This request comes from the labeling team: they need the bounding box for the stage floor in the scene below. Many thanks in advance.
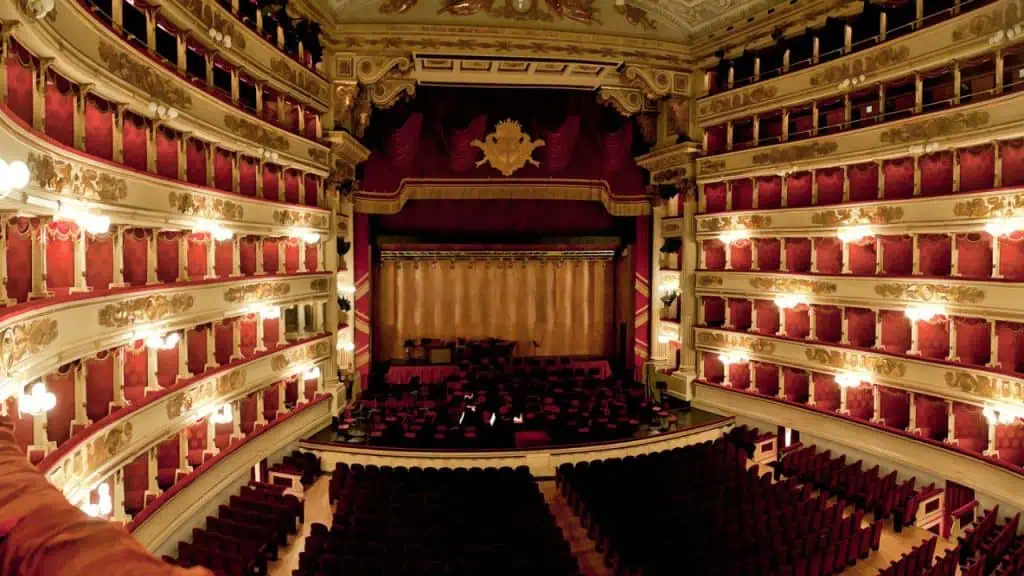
[306,403,727,451]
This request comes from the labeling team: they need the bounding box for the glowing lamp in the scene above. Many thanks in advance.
[773,294,808,309]
[717,350,749,366]
[294,229,319,244]
[984,218,1024,238]
[835,371,871,389]
[0,159,31,199]
[210,404,233,424]
[303,366,321,380]
[837,225,874,243]
[719,228,750,245]
[59,206,111,235]
[81,483,113,517]
[337,340,355,352]
[19,382,57,415]
[904,304,946,322]
[195,219,232,241]
[142,331,180,351]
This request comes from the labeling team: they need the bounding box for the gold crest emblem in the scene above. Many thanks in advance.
[471,120,545,176]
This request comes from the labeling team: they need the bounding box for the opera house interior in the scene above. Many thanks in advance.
[4,0,1024,574]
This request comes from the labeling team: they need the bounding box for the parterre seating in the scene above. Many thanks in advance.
[876,536,936,576]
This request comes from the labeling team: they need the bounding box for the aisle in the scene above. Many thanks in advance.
[268,476,331,576]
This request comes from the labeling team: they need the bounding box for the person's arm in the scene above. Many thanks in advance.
[0,415,211,575]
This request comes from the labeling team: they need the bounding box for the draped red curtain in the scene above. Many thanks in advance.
[304,111,318,140]
[304,242,318,272]
[540,114,580,172]
[729,240,751,270]
[703,297,725,326]
[262,165,279,201]
[284,170,300,204]
[285,377,298,405]
[953,403,987,453]
[187,233,209,279]
[998,232,1024,279]
[122,112,149,173]
[187,327,208,376]
[784,306,810,339]
[919,234,952,276]
[304,174,318,206]
[956,233,993,279]
[44,71,75,147]
[755,238,781,270]
[727,363,750,389]
[756,176,782,209]
[85,232,114,290]
[283,238,300,273]
[915,393,949,441]
[705,125,726,154]
[848,162,879,201]
[752,363,778,396]
[156,347,179,388]
[240,393,258,434]
[782,368,809,403]
[263,238,280,274]
[156,437,179,489]
[85,352,114,423]
[45,221,76,293]
[920,152,954,195]
[44,365,76,445]
[883,158,915,199]
[815,238,842,274]
[727,299,751,330]
[240,315,257,358]
[156,128,179,180]
[5,218,34,303]
[703,240,725,270]
[847,386,873,421]
[214,239,233,278]
[123,229,149,287]
[1000,139,1024,187]
[785,238,812,273]
[156,231,180,284]
[880,310,911,353]
[214,321,233,366]
[239,156,257,197]
[448,114,489,172]
[703,182,727,213]
[122,341,148,405]
[814,306,841,343]
[879,386,910,430]
[955,317,991,366]
[263,318,279,349]
[786,172,812,207]
[996,322,1024,373]
[881,235,912,275]
[846,308,876,348]
[240,237,257,276]
[848,238,877,275]
[730,179,754,211]
[918,317,950,359]
[6,40,35,125]
[702,352,724,383]
[815,168,844,205]
[262,383,280,422]
[84,94,114,160]
[754,300,779,334]
[958,146,995,193]
[214,149,233,192]
[186,139,207,186]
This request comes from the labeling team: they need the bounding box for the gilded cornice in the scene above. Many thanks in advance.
[272,209,329,228]
[808,45,910,88]
[879,112,991,145]
[748,277,837,295]
[803,348,907,379]
[698,84,777,116]
[98,294,196,328]
[223,282,292,303]
[751,141,838,166]
[168,191,244,221]
[27,152,128,203]
[953,194,1024,219]
[810,206,904,226]
[873,283,986,305]
[697,214,772,232]
[951,1,1024,42]
[96,41,194,110]
[223,115,291,151]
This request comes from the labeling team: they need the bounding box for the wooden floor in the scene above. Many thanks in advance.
[268,473,958,576]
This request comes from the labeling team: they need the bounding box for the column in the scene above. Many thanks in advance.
[948,317,959,362]
[698,240,707,269]
[873,309,883,349]
[953,61,962,105]
[146,229,159,285]
[912,235,921,275]
[145,447,161,500]
[255,238,265,275]
[278,239,286,272]
[145,344,161,394]
[255,391,267,427]
[877,160,886,200]
[951,233,960,277]
[841,239,851,274]
[313,301,324,334]
[231,236,242,278]
[914,72,923,114]
[872,385,882,424]
[909,318,920,355]
[111,469,127,522]
[30,410,48,451]
[278,306,288,344]
[230,318,243,362]
[777,305,788,337]
[875,237,884,275]
[945,400,956,444]
[277,380,287,410]
[810,238,819,273]
[176,330,191,383]
[177,233,190,282]
[722,361,731,386]
[297,373,308,405]
[726,121,734,152]
[110,347,126,411]
[780,239,788,272]
[205,323,217,371]
[992,234,1002,279]
[987,320,999,369]
[0,220,10,305]
[70,226,91,293]
[994,142,1003,188]
[230,400,244,441]
[807,374,817,407]
[256,314,267,352]
[751,240,760,271]
[908,392,917,432]
[776,365,785,400]
[995,49,1005,95]
[72,361,90,430]
[725,181,733,211]
[113,104,126,164]
[913,155,922,196]
[296,304,308,337]
[842,166,850,202]
[747,362,758,393]
[808,306,817,341]
[29,218,53,300]
[723,299,733,329]
[780,176,789,207]
[205,235,217,280]
[985,417,997,456]
[840,307,850,345]
[204,417,218,457]
[750,299,759,334]
[953,150,961,193]
[839,385,848,414]
[297,238,307,272]
[697,298,706,325]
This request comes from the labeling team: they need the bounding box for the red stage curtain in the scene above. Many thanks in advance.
[44,71,75,147]
[879,386,910,430]
[729,240,752,271]
[214,148,233,192]
[729,179,753,211]
[1000,139,1024,187]
[998,231,1024,279]
[85,232,113,290]
[187,327,207,376]
[44,365,75,446]
[703,240,725,270]
[156,232,179,284]
[959,146,995,193]
[783,368,809,403]
[785,238,812,273]
[754,300,779,334]
[956,317,991,366]
[263,318,280,349]
[214,239,233,279]
[883,158,915,199]
[848,162,879,201]
[448,114,489,172]
[995,423,1024,467]
[814,306,842,343]
[156,347,179,388]
[727,298,752,330]
[240,315,257,358]
[240,237,257,276]
[304,242,318,272]
[6,40,35,125]
[956,233,993,279]
[304,174,318,206]
[881,236,912,275]
[785,306,811,340]
[814,238,842,274]
[540,114,580,172]
[122,229,149,287]
[848,238,877,275]
[704,182,727,213]
[284,170,300,204]
[262,165,280,201]
[702,352,724,384]
[880,310,911,353]
[703,297,725,326]
[85,352,114,423]
[754,238,780,270]
[920,152,954,196]
[122,112,148,173]
[915,393,949,441]
[997,322,1024,373]
[263,238,280,273]
[954,403,987,453]
[84,94,114,160]
[846,307,876,348]
[122,342,148,405]
[786,172,812,207]
[847,386,874,421]
[215,321,233,366]
[45,221,76,293]
[918,317,950,360]
[815,168,844,205]
[756,176,782,209]
[156,128,179,180]
[5,218,33,303]
[919,234,952,276]
[283,238,300,273]
[239,156,257,197]
[187,233,209,279]
[753,363,778,396]
[602,122,636,177]
[186,139,207,186]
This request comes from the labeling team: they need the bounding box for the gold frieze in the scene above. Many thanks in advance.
[97,42,193,110]
[168,191,244,221]
[749,278,837,295]
[697,276,723,287]
[953,195,1024,219]
[874,283,985,304]
[810,206,904,226]
[809,46,911,87]
[272,210,328,228]
[804,348,906,378]
[879,111,990,145]
[697,214,773,232]
[751,141,838,165]
[224,115,290,151]
[0,318,58,376]
[27,153,128,203]
[98,295,195,328]
[699,85,777,116]
[223,282,291,303]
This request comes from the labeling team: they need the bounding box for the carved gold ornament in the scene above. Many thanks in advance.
[695,331,774,355]
[269,58,328,101]
[27,154,128,203]
[97,42,192,111]
[749,278,837,295]
[752,141,838,165]
[168,191,244,221]
[810,206,904,226]
[0,318,58,376]
[271,342,327,371]
[273,210,328,228]
[310,278,330,291]
[699,85,777,116]
[874,283,985,304]
[188,370,247,409]
[224,115,290,151]
[699,159,726,176]
[471,120,546,177]
[308,147,329,165]
[697,276,723,287]
[879,111,990,145]
[180,0,247,50]
[810,46,911,87]
[67,421,134,480]
[805,348,906,378]
[98,295,195,328]
[224,282,291,303]
[166,391,193,419]
[953,3,1024,42]
[615,3,655,29]
[698,214,773,232]
[953,194,1024,219]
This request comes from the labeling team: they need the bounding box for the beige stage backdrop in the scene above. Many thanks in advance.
[375,256,615,360]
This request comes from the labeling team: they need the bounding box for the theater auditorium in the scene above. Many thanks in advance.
[1,0,1024,574]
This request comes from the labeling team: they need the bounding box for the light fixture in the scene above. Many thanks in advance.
[195,219,232,241]
[58,205,111,235]
[773,294,808,309]
[658,334,672,344]
[837,225,874,243]
[513,414,523,424]
[717,350,749,366]
[337,340,355,352]
[719,228,750,245]
[141,331,180,350]
[983,404,1024,425]
[208,27,233,48]
[338,284,356,296]
[18,382,57,415]
[303,366,321,380]
[210,404,233,424]
[261,149,280,162]
[247,304,281,319]
[81,483,113,518]
[489,413,496,426]
[25,0,55,19]
[294,229,319,244]
[0,159,31,199]
[835,371,871,389]
[904,304,947,322]
[984,217,1024,238]
[146,101,179,121]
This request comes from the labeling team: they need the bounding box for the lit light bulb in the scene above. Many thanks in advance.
[717,350,749,366]
[301,231,320,244]
[904,304,946,322]
[9,161,29,189]
[19,382,57,415]
[719,228,750,245]
[773,294,808,309]
[303,366,322,380]
[837,225,873,243]
[835,371,871,389]
[210,404,233,424]
[984,218,1024,238]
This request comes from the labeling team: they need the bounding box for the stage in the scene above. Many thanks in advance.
[384,358,613,385]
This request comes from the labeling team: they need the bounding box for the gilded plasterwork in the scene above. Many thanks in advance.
[873,283,986,304]
[271,342,329,371]
[699,159,727,176]
[697,214,772,232]
[98,295,195,328]
[748,278,837,295]
[179,0,247,50]
[809,46,911,87]
[67,421,133,480]
[952,3,1024,42]
[270,58,329,101]
[699,85,777,116]
[308,147,329,165]
[879,111,990,145]
[0,319,58,376]
[751,141,838,166]
[695,331,775,354]
[697,276,723,287]
[471,120,546,176]
[953,195,1024,219]
[168,191,244,221]
[27,153,128,203]
[810,206,904,226]
[310,278,330,291]
[223,282,292,303]
[804,349,906,378]
[272,210,329,228]
[223,116,291,151]
[615,4,655,29]
[97,42,193,110]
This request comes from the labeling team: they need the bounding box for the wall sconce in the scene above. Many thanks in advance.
[717,350,749,366]
[837,225,874,243]
[81,483,113,518]
[25,0,55,19]
[835,371,871,389]
[904,304,946,322]
[209,404,233,424]
[147,102,179,121]
[261,149,280,162]
[208,27,233,48]
[0,159,31,199]
[719,228,750,245]
[195,219,232,241]
[990,24,1024,46]
[773,294,808,309]
[984,217,1024,238]
[293,229,320,244]
[19,382,56,415]
[658,281,679,307]
[983,404,1024,425]
[338,284,356,296]
[337,340,355,352]
[838,74,866,91]
[303,366,321,380]
[58,205,111,235]
[248,304,280,319]
[139,331,180,350]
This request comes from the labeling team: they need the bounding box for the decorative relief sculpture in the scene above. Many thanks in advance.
[879,111,990,145]
[179,0,246,49]
[752,141,838,165]
[749,278,837,295]
[223,282,291,303]
[873,283,985,304]
[269,58,328,100]
[699,85,777,116]
[804,349,906,378]
[308,147,329,165]
[310,278,330,291]
[953,195,1024,219]
[697,276,723,287]
[168,191,244,220]
[471,120,545,176]
[810,206,904,226]
[98,295,195,328]
[952,3,1024,42]
[436,0,599,23]
[272,210,328,228]
[695,331,774,355]
[27,153,128,203]
[0,318,58,376]
[699,159,727,176]
[67,421,133,481]
[97,42,193,110]
[271,342,326,371]
[697,214,772,232]
[615,3,655,29]
[224,115,290,151]
[809,46,910,87]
